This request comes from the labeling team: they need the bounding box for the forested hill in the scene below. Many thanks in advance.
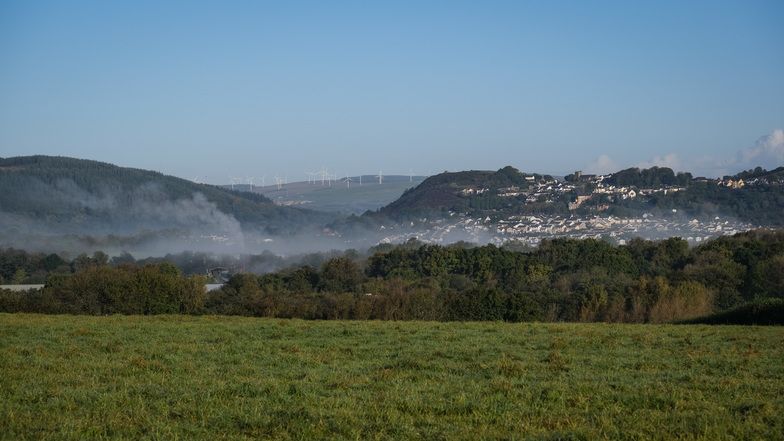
[373,166,553,220]
[360,165,784,226]
[0,156,330,244]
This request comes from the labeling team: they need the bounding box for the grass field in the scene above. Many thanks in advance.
[1,314,782,440]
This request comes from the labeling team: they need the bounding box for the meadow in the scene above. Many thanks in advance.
[1,314,782,440]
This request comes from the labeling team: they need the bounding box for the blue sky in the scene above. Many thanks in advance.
[1,1,782,184]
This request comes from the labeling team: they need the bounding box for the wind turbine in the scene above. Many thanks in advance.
[344,173,353,188]
[320,167,328,185]
[274,174,282,189]
[376,170,384,184]
[257,175,266,188]
[228,175,236,190]
[246,176,255,191]
[409,168,414,182]
[191,176,200,184]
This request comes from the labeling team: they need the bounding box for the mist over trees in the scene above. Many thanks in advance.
[4,156,784,261]
[3,156,784,324]
[3,230,783,324]
[0,155,336,256]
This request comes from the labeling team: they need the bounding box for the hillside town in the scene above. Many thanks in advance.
[376,173,765,247]
[377,211,758,248]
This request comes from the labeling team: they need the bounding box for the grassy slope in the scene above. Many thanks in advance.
[1,314,782,440]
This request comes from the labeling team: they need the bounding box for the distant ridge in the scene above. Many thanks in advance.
[358,165,784,226]
[3,156,783,256]
[0,156,332,253]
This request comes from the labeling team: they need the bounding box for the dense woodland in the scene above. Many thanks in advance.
[2,230,783,324]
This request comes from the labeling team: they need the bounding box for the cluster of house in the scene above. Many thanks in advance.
[379,213,757,248]
[377,173,768,247]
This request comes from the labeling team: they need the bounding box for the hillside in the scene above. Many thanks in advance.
[0,156,333,254]
[361,165,784,225]
[3,157,783,256]
[375,166,552,219]
[253,175,425,214]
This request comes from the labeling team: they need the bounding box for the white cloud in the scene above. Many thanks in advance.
[583,129,784,179]
[583,155,621,175]
[738,129,784,168]
[635,153,686,172]
[689,128,784,178]
[583,152,687,176]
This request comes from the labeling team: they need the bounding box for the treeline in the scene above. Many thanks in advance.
[0,262,205,315]
[603,166,693,188]
[2,230,783,323]
[204,231,784,323]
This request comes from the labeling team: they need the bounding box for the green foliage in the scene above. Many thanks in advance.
[678,298,784,325]
[4,230,784,324]
[319,257,362,293]
[605,166,692,188]
[0,261,206,315]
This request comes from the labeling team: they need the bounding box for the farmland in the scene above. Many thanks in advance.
[1,314,782,440]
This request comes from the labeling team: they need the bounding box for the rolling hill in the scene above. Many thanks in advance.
[0,156,334,255]
[359,165,784,225]
[253,175,425,214]
[3,157,783,257]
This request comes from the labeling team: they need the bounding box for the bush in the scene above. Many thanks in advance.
[676,299,784,326]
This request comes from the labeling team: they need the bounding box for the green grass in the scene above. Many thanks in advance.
[1,314,782,440]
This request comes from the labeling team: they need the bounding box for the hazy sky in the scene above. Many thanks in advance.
[2,1,782,184]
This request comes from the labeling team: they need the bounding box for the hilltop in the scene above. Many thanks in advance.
[326,165,784,246]
[2,156,783,255]
[360,165,784,224]
[253,175,425,214]
[373,166,555,219]
[0,156,333,254]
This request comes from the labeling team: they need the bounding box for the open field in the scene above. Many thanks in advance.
[1,314,782,440]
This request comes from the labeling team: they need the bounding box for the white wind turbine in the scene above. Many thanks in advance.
[344,173,353,188]
[320,167,329,185]
[228,175,236,190]
[409,168,414,182]
[191,176,200,184]
[376,170,384,184]
[246,176,255,191]
[274,174,282,189]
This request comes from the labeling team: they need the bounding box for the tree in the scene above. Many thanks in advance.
[320,257,362,293]
[11,269,26,284]
[505,292,542,322]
